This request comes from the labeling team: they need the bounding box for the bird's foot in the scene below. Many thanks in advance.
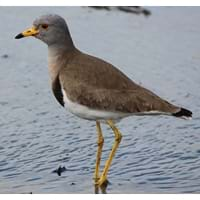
[96,175,108,187]
[94,175,109,194]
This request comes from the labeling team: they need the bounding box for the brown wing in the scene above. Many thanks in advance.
[59,50,179,114]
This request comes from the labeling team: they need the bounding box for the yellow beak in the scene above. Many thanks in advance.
[15,26,39,39]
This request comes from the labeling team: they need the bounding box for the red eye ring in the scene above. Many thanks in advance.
[41,24,48,29]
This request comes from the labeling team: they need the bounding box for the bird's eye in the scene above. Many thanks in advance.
[41,24,49,29]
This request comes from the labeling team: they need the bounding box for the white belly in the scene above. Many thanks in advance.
[62,89,130,121]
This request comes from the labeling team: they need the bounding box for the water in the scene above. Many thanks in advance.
[0,7,200,193]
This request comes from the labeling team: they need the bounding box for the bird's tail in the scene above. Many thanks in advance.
[172,107,192,119]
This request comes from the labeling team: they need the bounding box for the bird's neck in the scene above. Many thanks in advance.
[48,44,76,82]
[48,39,75,56]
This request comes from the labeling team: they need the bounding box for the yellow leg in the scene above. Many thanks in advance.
[97,120,122,186]
[94,121,104,184]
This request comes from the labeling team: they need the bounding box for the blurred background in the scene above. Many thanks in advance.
[0,6,200,193]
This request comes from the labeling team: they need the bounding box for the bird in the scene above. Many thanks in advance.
[15,14,192,188]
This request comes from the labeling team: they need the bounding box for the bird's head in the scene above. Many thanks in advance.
[15,14,73,47]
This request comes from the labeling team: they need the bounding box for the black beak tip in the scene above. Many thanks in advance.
[15,33,24,39]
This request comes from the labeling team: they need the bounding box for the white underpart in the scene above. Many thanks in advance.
[62,89,130,120]
[62,89,172,121]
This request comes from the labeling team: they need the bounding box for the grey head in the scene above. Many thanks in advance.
[15,14,74,48]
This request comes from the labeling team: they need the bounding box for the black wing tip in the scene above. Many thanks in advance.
[173,107,192,118]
